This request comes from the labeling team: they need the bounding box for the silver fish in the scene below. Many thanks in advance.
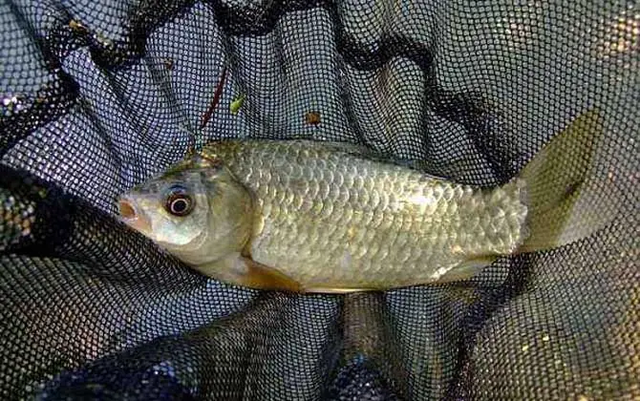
[118,110,611,292]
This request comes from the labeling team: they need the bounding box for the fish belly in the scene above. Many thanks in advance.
[206,140,528,289]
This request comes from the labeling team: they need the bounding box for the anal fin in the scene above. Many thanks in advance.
[436,255,498,283]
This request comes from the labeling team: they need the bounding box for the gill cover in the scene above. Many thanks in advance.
[167,154,255,267]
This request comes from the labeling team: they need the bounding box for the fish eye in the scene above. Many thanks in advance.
[165,185,195,217]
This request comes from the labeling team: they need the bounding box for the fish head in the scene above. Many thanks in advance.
[117,154,254,266]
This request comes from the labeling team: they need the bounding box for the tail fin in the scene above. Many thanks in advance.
[516,108,615,253]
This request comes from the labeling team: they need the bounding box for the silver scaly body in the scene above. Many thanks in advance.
[203,141,528,290]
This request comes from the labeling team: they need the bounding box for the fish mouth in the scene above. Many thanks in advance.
[117,197,151,233]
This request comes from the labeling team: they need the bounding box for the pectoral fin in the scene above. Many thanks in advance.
[303,287,374,294]
[437,255,498,283]
[194,253,303,292]
[241,260,372,294]
[240,256,304,292]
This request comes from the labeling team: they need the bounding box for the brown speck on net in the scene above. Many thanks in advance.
[305,111,321,125]
[68,20,88,34]
[164,58,174,71]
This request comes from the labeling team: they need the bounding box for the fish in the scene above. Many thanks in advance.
[117,109,612,293]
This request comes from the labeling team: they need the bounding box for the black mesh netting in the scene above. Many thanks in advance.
[0,0,638,399]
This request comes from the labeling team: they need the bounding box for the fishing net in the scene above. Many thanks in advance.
[1,0,638,399]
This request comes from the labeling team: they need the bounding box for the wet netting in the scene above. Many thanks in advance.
[1,0,638,399]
